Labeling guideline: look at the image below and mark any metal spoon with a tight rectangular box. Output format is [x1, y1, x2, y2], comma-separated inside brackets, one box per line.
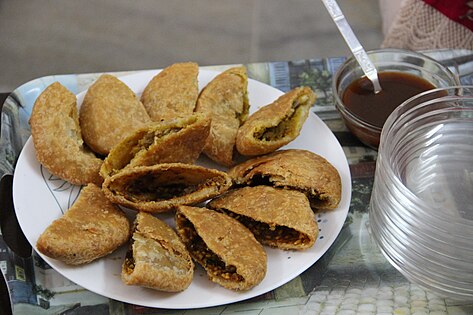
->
[322, 0, 382, 93]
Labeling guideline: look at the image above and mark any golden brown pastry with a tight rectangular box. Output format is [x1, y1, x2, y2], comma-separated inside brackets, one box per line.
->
[29, 82, 103, 186]
[236, 87, 316, 156]
[79, 74, 151, 155]
[102, 163, 232, 213]
[141, 62, 199, 121]
[175, 205, 266, 291]
[208, 186, 318, 250]
[36, 184, 131, 265]
[100, 113, 210, 178]
[195, 66, 250, 167]
[122, 212, 194, 292]
[228, 149, 342, 211]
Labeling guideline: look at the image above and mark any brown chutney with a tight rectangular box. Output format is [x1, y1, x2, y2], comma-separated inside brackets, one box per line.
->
[342, 71, 436, 128]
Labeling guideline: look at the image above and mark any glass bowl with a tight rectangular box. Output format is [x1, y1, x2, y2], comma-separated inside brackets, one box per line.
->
[332, 48, 460, 149]
[369, 86, 473, 300]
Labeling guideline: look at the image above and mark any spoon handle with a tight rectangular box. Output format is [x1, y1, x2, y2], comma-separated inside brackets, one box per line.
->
[322, 0, 382, 93]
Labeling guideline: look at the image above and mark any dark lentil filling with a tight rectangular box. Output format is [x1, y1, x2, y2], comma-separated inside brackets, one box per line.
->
[123, 241, 135, 273]
[236, 174, 273, 187]
[176, 213, 243, 282]
[309, 196, 329, 209]
[241, 176, 323, 209]
[122, 173, 220, 202]
[220, 209, 309, 245]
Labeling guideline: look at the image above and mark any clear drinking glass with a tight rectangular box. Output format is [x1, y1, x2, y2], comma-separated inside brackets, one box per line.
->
[369, 86, 473, 300]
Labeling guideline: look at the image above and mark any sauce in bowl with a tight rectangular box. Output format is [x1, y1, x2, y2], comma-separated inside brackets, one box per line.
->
[342, 72, 436, 128]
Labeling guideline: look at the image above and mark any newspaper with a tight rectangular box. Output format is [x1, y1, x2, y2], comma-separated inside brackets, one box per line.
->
[1, 50, 473, 314]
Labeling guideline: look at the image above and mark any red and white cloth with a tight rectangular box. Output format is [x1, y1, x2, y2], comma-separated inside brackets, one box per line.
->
[422, 0, 473, 31]
[382, 0, 473, 50]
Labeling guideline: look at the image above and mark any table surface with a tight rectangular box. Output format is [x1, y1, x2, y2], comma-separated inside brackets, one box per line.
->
[1, 49, 473, 315]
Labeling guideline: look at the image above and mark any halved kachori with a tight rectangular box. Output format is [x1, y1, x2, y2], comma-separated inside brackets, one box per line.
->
[102, 163, 232, 213]
[36, 184, 131, 265]
[29, 82, 103, 186]
[122, 212, 194, 292]
[141, 62, 199, 121]
[236, 86, 316, 156]
[195, 66, 250, 167]
[176, 205, 266, 291]
[208, 186, 318, 250]
[100, 113, 210, 178]
[79, 74, 151, 155]
[229, 149, 342, 211]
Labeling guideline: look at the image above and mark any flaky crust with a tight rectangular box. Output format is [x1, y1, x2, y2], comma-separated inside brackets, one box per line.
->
[228, 149, 342, 211]
[36, 184, 131, 265]
[176, 206, 266, 291]
[236, 87, 316, 156]
[29, 82, 103, 186]
[121, 212, 194, 292]
[195, 66, 249, 167]
[208, 186, 318, 250]
[141, 62, 199, 121]
[100, 113, 210, 178]
[102, 163, 232, 213]
[79, 74, 151, 155]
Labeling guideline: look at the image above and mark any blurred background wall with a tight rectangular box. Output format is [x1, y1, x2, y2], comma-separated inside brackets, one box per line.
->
[0, 0, 382, 92]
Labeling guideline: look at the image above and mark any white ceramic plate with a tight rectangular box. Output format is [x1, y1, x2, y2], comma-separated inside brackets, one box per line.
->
[13, 69, 351, 309]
